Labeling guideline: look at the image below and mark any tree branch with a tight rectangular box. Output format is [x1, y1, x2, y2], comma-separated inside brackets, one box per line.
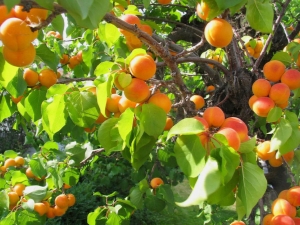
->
[80, 148, 105, 166]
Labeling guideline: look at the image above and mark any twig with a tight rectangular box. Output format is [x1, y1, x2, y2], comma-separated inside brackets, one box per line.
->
[174, 37, 205, 59]
[57, 77, 95, 84]
[80, 148, 105, 166]
[282, 156, 297, 186]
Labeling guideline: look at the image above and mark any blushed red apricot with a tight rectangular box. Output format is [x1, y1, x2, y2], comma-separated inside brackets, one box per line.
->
[123, 78, 150, 103]
[252, 97, 275, 117]
[106, 94, 122, 113]
[220, 117, 249, 142]
[281, 69, 300, 90]
[217, 127, 241, 151]
[203, 106, 225, 128]
[287, 186, 300, 207]
[270, 215, 295, 225]
[271, 198, 296, 218]
[255, 141, 276, 161]
[148, 93, 172, 113]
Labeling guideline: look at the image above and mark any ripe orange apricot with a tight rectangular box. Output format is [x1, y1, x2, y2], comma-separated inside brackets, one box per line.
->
[270, 215, 295, 225]
[123, 78, 150, 103]
[84, 126, 96, 133]
[207, 54, 223, 68]
[283, 151, 294, 163]
[269, 155, 283, 167]
[118, 95, 137, 113]
[203, 106, 225, 128]
[230, 221, 246, 225]
[140, 24, 153, 36]
[269, 83, 290, 105]
[34, 202, 48, 216]
[23, 68, 39, 87]
[148, 93, 172, 113]
[46, 207, 56, 219]
[281, 69, 300, 90]
[150, 177, 164, 189]
[252, 97, 275, 117]
[217, 127, 241, 151]
[157, 0, 171, 4]
[13, 183, 26, 196]
[59, 54, 69, 65]
[252, 79, 271, 97]
[55, 194, 69, 209]
[11, 95, 23, 104]
[254, 40, 264, 53]
[63, 183, 71, 189]
[53, 205, 67, 217]
[25, 167, 35, 179]
[262, 214, 274, 225]
[106, 94, 122, 113]
[8, 191, 19, 206]
[220, 117, 249, 142]
[196, 1, 210, 21]
[14, 6, 48, 24]
[255, 141, 276, 161]
[206, 85, 215, 93]
[68, 56, 81, 69]
[4, 158, 17, 168]
[95, 110, 110, 124]
[164, 117, 174, 131]
[46, 31, 62, 39]
[246, 46, 255, 57]
[278, 190, 289, 200]
[286, 186, 300, 207]
[263, 60, 286, 82]
[76, 50, 83, 62]
[271, 198, 296, 217]
[67, 194, 76, 207]
[190, 95, 205, 109]
[0, 5, 15, 25]
[293, 217, 300, 225]
[119, 14, 141, 36]
[3, 44, 36, 67]
[204, 18, 233, 48]
[125, 35, 143, 49]
[129, 54, 156, 80]
[248, 95, 258, 109]
[0, 18, 38, 51]
[39, 69, 58, 88]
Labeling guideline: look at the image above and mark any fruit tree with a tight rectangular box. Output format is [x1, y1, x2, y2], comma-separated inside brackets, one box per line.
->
[0, 0, 300, 224]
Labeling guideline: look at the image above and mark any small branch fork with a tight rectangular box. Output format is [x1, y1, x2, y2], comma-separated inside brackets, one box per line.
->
[80, 148, 105, 166]
[253, 0, 292, 75]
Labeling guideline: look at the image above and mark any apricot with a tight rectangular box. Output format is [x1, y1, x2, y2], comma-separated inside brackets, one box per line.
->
[12, 183, 25, 197]
[140, 24, 153, 36]
[283, 151, 294, 163]
[252, 97, 275, 117]
[59, 54, 69, 65]
[269, 155, 283, 167]
[203, 106, 225, 128]
[150, 177, 164, 189]
[262, 214, 274, 225]
[119, 14, 141, 36]
[293, 218, 300, 225]
[164, 117, 174, 131]
[53, 205, 67, 216]
[39, 68, 58, 88]
[194, 116, 209, 130]
[287, 186, 300, 207]
[118, 95, 137, 113]
[25, 167, 35, 179]
[123, 78, 150, 103]
[95, 110, 110, 124]
[46, 207, 56, 219]
[0, 18, 38, 51]
[68, 56, 81, 69]
[157, 0, 172, 4]
[196, 1, 210, 21]
[4, 158, 17, 168]
[148, 93, 172, 113]
[34, 202, 48, 216]
[281, 69, 300, 90]
[206, 85, 215, 93]
[8, 191, 19, 206]
[23, 68, 39, 86]
[271, 198, 296, 217]
[190, 95, 205, 109]
[217, 127, 241, 151]
[14, 6, 48, 24]
[204, 18, 233, 48]
[106, 94, 122, 113]
[277, 100, 289, 109]
[129, 54, 156, 80]
[84, 126, 96, 133]
[256, 141, 276, 161]
[14, 156, 25, 167]
[230, 221, 245, 225]
[252, 79, 271, 97]
[254, 40, 264, 53]
[246, 46, 255, 57]
[270, 215, 295, 225]
[220, 117, 249, 142]
[263, 60, 286, 82]
[67, 193, 76, 207]
[0, 5, 15, 25]
[46, 31, 62, 39]
[207, 54, 223, 68]
[269, 83, 290, 105]
[248, 95, 258, 109]
[3, 44, 36, 67]
[11, 95, 23, 104]
[55, 194, 69, 209]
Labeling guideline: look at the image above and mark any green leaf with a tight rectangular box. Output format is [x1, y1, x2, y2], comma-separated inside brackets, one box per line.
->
[140, 104, 166, 138]
[267, 106, 282, 123]
[129, 186, 144, 209]
[87, 207, 108, 225]
[4, 150, 18, 158]
[66, 91, 99, 128]
[176, 157, 221, 207]
[0, 94, 16, 123]
[246, 0, 273, 33]
[0, 190, 9, 211]
[16, 209, 46, 225]
[23, 185, 48, 202]
[94, 62, 115, 76]
[270, 118, 292, 152]
[5, 69, 27, 98]
[98, 23, 120, 48]
[271, 51, 292, 66]
[62, 168, 80, 186]
[25, 89, 47, 122]
[144, 195, 166, 212]
[156, 184, 174, 205]
[143, 0, 151, 8]
[3, 0, 20, 11]
[237, 162, 267, 218]
[58, 0, 111, 29]
[34, 0, 54, 10]
[215, 0, 245, 10]
[174, 135, 206, 178]
[239, 136, 256, 154]
[167, 118, 206, 139]
[241, 151, 257, 164]
[0, 59, 18, 88]
[107, 213, 124, 225]
[11, 171, 30, 186]
[279, 127, 300, 155]
[29, 158, 47, 179]
[98, 118, 122, 152]
[125, 48, 147, 65]
[36, 44, 60, 70]
[65, 142, 93, 166]
[51, 14, 65, 36]
[48, 167, 63, 189]
[96, 79, 113, 117]
[118, 108, 134, 148]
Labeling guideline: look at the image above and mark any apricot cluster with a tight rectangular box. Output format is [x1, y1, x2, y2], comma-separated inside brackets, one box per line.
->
[249, 60, 300, 117]
[0, 5, 48, 67]
[255, 141, 294, 167]
[195, 106, 249, 153]
[244, 38, 264, 59]
[262, 186, 300, 225]
[0, 156, 25, 177]
[118, 14, 153, 51]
